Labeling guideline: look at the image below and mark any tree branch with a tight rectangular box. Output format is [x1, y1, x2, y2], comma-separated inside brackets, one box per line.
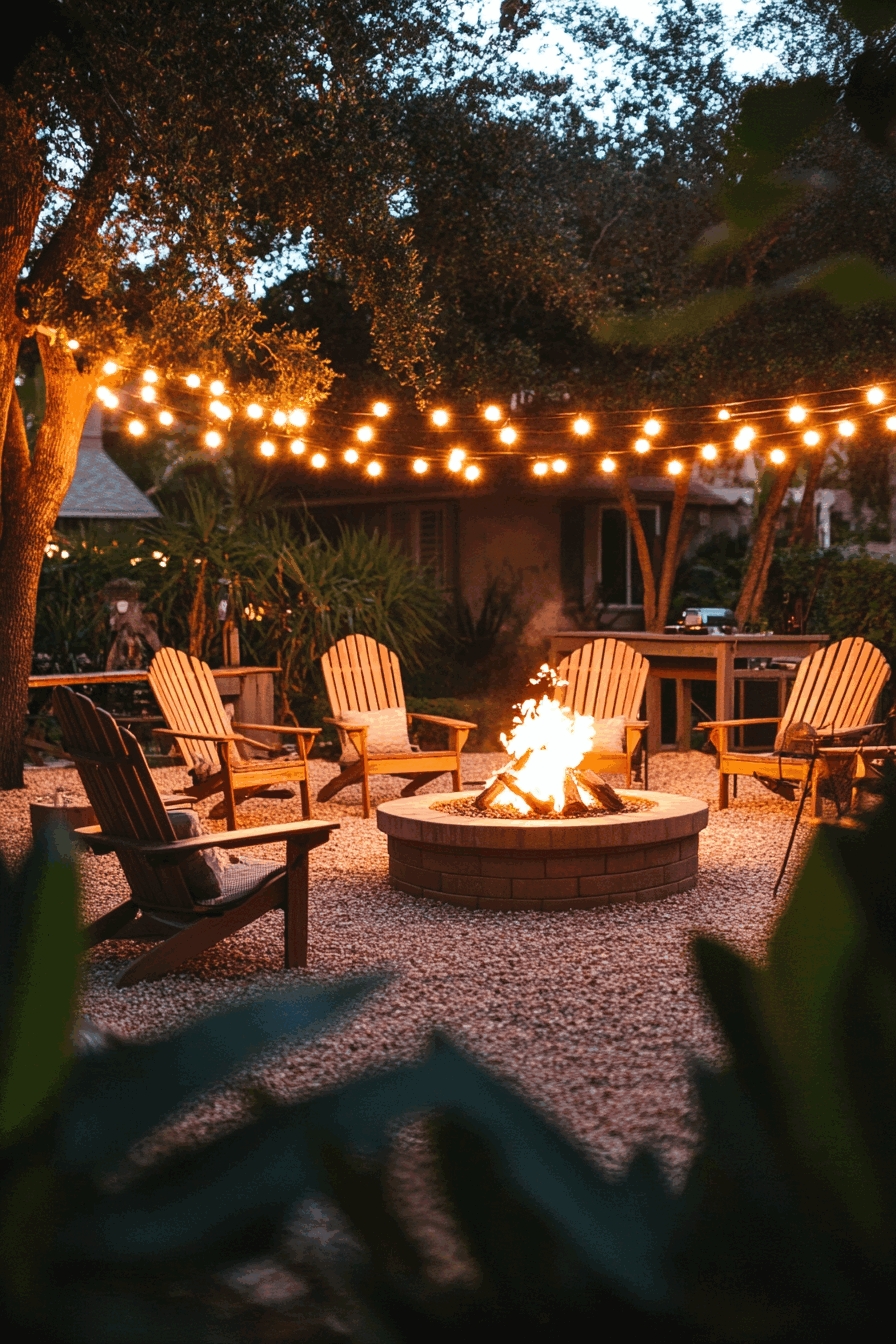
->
[654, 456, 693, 631]
[613, 459, 656, 628]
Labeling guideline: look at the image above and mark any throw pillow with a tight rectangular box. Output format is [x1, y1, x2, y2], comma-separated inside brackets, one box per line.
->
[590, 715, 627, 754]
[339, 706, 412, 763]
[166, 809, 235, 901]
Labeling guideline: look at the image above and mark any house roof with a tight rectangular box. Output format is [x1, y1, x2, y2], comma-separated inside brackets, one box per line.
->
[58, 407, 160, 520]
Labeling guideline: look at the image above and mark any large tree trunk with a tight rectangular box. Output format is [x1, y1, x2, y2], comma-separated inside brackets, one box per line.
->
[790, 452, 823, 547]
[735, 460, 799, 630]
[612, 461, 657, 629]
[653, 457, 693, 631]
[0, 338, 95, 787]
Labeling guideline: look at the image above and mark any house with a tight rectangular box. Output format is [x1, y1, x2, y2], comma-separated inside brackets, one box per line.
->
[57, 406, 160, 523]
[307, 462, 740, 638]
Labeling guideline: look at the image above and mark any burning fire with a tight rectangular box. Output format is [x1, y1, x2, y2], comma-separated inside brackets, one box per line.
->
[475, 666, 625, 817]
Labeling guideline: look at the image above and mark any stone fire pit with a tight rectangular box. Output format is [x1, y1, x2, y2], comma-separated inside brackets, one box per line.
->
[377, 790, 709, 911]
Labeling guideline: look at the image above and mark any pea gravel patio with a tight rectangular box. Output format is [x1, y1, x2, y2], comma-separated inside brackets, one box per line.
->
[1, 751, 809, 1182]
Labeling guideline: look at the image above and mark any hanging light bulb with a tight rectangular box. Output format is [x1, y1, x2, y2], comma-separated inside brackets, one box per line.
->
[533, 461, 549, 476]
[499, 425, 517, 445]
[838, 419, 856, 437]
[272, 409, 287, 427]
[552, 458, 568, 473]
[886, 416, 896, 432]
[356, 425, 374, 443]
[483, 404, 501, 422]
[413, 458, 429, 474]
[572, 416, 591, 436]
[140, 385, 156, 403]
[344, 448, 360, 464]
[769, 447, 787, 465]
[700, 444, 718, 461]
[66, 338, 80, 350]
[867, 386, 885, 405]
[667, 459, 684, 476]
[204, 430, 222, 449]
[209, 400, 231, 420]
[367, 461, 383, 477]
[717, 408, 731, 421]
[259, 440, 276, 457]
[634, 438, 651, 454]
[246, 403, 263, 419]
[128, 419, 145, 437]
[289, 408, 308, 426]
[158, 410, 174, 427]
[311, 452, 326, 468]
[96, 388, 118, 408]
[734, 426, 756, 451]
[431, 408, 450, 427]
[787, 404, 807, 424]
[185, 373, 201, 389]
[372, 401, 390, 418]
[102, 360, 118, 376]
[290, 439, 305, 455]
[464, 464, 481, 481]
[447, 448, 466, 472]
[143, 369, 158, 384]
[803, 429, 821, 447]
[643, 417, 661, 436]
[600, 456, 616, 473]
[209, 379, 226, 397]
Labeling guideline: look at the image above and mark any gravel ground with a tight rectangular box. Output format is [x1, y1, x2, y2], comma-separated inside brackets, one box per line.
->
[1, 751, 812, 1182]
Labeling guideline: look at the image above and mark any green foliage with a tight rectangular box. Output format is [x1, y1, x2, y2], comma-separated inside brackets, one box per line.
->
[802, 254, 896, 308]
[840, 1, 896, 35]
[36, 483, 446, 719]
[765, 546, 896, 662]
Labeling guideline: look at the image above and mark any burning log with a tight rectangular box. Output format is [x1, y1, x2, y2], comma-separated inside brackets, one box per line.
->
[474, 749, 532, 810]
[574, 769, 626, 813]
[561, 769, 589, 817]
[494, 770, 554, 816]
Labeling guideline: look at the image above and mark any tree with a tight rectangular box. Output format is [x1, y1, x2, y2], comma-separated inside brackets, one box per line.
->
[0, 1, 457, 788]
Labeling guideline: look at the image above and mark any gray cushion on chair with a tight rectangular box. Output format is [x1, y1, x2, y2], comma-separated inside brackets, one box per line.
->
[166, 811, 285, 907]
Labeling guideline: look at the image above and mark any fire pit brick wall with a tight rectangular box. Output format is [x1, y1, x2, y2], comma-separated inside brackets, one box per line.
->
[377, 793, 708, 912]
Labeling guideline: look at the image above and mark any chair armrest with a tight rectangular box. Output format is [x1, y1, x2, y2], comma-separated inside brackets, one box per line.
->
[408, 712, 478, 730]
[324, 717, 368, 737]
[624, 720, 648, 729]
[233, 722, 321, 737]
[152, 727, 238, 742]
[74, 820, 338, 862]
[698, 718, 781, 729]
[820, 722, 887, 741]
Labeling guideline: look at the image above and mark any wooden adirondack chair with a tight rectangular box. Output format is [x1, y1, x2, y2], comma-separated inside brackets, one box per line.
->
[54, 687, 336, 987]
[148, 647, 319, 829]
[553, 638, 650, 786]
[699, 636, 890, 812]
[317, 634, 477, 818]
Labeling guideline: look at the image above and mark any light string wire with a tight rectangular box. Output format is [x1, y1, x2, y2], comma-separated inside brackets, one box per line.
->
[91, 359, 896, 481]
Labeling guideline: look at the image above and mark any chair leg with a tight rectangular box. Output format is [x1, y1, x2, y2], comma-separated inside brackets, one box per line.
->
[299, 775, 312, 820]
[285, 840, 309, 968]
[115, 882, 283, 987]
[85, 900, 139, 947]
[317, 762, 364, 803]
[719, 772, 729, 809]
[361, 768, 371, 819]
[811, 770, 823, 818]
[221, 761, 238, 830]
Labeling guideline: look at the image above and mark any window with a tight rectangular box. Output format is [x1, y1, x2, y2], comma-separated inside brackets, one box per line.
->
[598, 505, 660, 607]
[388, 504, 449, 586]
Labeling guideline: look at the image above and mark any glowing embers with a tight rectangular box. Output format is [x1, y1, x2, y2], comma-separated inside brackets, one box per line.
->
[473, 684, 623, 818]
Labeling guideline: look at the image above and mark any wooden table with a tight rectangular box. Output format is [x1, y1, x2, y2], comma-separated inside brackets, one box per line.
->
[548, 632, 830, 754]
[28, 666, 281, 754]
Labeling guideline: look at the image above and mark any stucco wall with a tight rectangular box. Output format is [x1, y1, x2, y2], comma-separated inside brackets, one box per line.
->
[456, 494, 565, 641]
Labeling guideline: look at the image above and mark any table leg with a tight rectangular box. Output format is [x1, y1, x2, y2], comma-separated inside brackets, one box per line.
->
[646, 676, 662, 756]
[676, 678, 691, 752]
[716, 644, 735, 726]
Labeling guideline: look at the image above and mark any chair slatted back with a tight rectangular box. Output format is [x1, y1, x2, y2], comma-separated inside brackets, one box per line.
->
[779, 637, 890, 737]
[54, 687, 194, 912]
[320, 634, 405, 717]
[554, 639, 649, 723]
[149, 647, 237, 770]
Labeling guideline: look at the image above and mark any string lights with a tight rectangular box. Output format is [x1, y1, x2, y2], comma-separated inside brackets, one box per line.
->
[86, 359, 896, 487]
